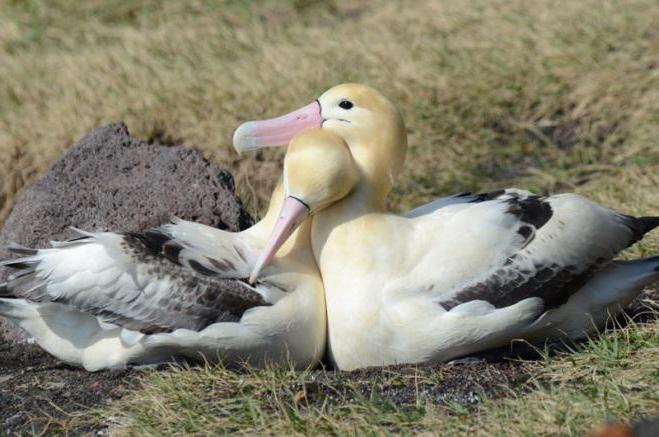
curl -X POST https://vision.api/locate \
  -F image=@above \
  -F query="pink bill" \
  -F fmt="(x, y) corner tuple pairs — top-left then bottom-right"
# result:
(233, 101), (322, 152)
(249, 196), (310, 283)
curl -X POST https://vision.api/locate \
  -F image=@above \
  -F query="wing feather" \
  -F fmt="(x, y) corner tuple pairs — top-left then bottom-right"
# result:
(432, 190), (657, 313)
(404, 190), (508, 218)
(1, 223), (271, 334)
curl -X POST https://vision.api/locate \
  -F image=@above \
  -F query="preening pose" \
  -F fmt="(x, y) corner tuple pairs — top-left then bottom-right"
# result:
(237, 83), (659, 370)
(0, 182), (326, 371)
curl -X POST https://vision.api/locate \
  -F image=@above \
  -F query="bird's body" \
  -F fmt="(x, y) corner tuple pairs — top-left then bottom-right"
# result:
(313, 188), (658, 369)
(236, 83), (659, 370)
(0, 183), (326, 371)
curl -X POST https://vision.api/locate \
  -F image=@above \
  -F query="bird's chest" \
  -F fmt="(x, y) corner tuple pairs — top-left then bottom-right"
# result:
(312, 217), (408, 365)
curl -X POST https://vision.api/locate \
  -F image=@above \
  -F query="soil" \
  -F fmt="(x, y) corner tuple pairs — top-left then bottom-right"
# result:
(296, 359), (533, 410)
(0, 344), (139, 435)
(1, 288), (656, 435)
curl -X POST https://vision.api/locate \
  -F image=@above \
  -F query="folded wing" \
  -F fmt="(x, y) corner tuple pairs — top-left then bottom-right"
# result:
(0, 221), (272, 334)
(416, 189), (658, 313)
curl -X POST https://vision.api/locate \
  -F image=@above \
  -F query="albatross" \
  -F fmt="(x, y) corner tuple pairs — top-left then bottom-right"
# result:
(237, 83), (659, 370)
(0, 117), (328, 372)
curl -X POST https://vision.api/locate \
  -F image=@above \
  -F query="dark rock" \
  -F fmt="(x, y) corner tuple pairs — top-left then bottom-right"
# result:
(0, 122), (253, 343)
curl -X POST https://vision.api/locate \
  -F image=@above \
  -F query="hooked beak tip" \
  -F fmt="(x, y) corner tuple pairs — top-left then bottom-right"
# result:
(232, 122), (259, 154)
(231, 101), (322, 154)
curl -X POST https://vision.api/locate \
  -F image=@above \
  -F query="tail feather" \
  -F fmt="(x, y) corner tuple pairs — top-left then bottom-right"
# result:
(638, 216), (659, 233)
(2, 242), (43, 299)
(622, 215), (659, 244)
(0, 297), (35, 318)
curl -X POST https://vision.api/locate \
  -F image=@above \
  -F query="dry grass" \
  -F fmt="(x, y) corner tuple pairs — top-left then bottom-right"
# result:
(96, 317), (658, 435)
(1, 0), (658, 434)
(1, 0), (658, 220)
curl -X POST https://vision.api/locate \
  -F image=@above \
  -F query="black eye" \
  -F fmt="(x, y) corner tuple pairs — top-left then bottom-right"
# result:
(338, 100), (354, 110)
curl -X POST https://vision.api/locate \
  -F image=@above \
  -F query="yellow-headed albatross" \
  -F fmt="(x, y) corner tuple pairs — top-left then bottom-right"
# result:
(238, 83), (659, 370)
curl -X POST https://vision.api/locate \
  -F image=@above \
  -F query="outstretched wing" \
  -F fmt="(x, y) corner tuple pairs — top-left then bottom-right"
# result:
(414, 189), (659, 312)
(0, 220), (275, 334)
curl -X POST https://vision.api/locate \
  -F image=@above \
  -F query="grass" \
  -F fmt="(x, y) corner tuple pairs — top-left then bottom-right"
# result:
(1, 0), (658, 220)
(95, 314), (658, 435)
(1, 0), (658, 434)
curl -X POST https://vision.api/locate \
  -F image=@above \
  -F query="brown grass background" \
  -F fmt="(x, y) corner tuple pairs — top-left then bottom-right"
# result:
(1, 0), (657, 239)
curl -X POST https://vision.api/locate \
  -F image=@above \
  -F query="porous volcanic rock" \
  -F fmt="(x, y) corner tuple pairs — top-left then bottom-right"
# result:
(0, 122), (253, 342)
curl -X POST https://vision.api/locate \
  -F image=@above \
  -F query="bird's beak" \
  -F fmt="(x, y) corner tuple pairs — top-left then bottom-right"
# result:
(233, 101), (322, 153)
(249, 196), (310, 283)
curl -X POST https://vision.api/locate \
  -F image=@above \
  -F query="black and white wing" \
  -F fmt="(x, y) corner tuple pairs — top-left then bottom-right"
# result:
(0, 220), (276, 334)
(404, 191), (507, 218)
(416, 189), (659, 312)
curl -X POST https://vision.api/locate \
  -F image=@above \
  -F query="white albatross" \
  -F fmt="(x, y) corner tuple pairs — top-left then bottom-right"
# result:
(234, 83), (659, 370)
(0, 97), (329, 371)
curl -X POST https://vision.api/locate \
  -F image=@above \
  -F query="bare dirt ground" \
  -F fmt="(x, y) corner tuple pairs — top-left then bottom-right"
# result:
(0, 344), (138, 434)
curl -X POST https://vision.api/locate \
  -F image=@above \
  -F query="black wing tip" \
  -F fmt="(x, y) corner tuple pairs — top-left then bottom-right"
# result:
(621, 215), (659, 243)
(470, 189), (506, 203)
(6, 243), (38, 256)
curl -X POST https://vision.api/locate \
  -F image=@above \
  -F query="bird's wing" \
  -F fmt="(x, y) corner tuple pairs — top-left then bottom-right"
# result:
(403, 190), (512, 218)
(411, 189), (658, 313)
(0, 221), (280, 334)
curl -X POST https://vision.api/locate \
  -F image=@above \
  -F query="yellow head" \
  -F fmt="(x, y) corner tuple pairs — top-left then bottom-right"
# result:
(316, 84), (407, 196)
(284, 128), (359, 214)
(234, 83), (406, 201)
(248, 128), (359, 282)
(235, 83), (407, 281)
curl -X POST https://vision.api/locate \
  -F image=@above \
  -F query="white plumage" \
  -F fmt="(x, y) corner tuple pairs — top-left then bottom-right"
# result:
(312, 188), (659, 369)
(238, 83), (659, 370)
(0, 183), (326, 371)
